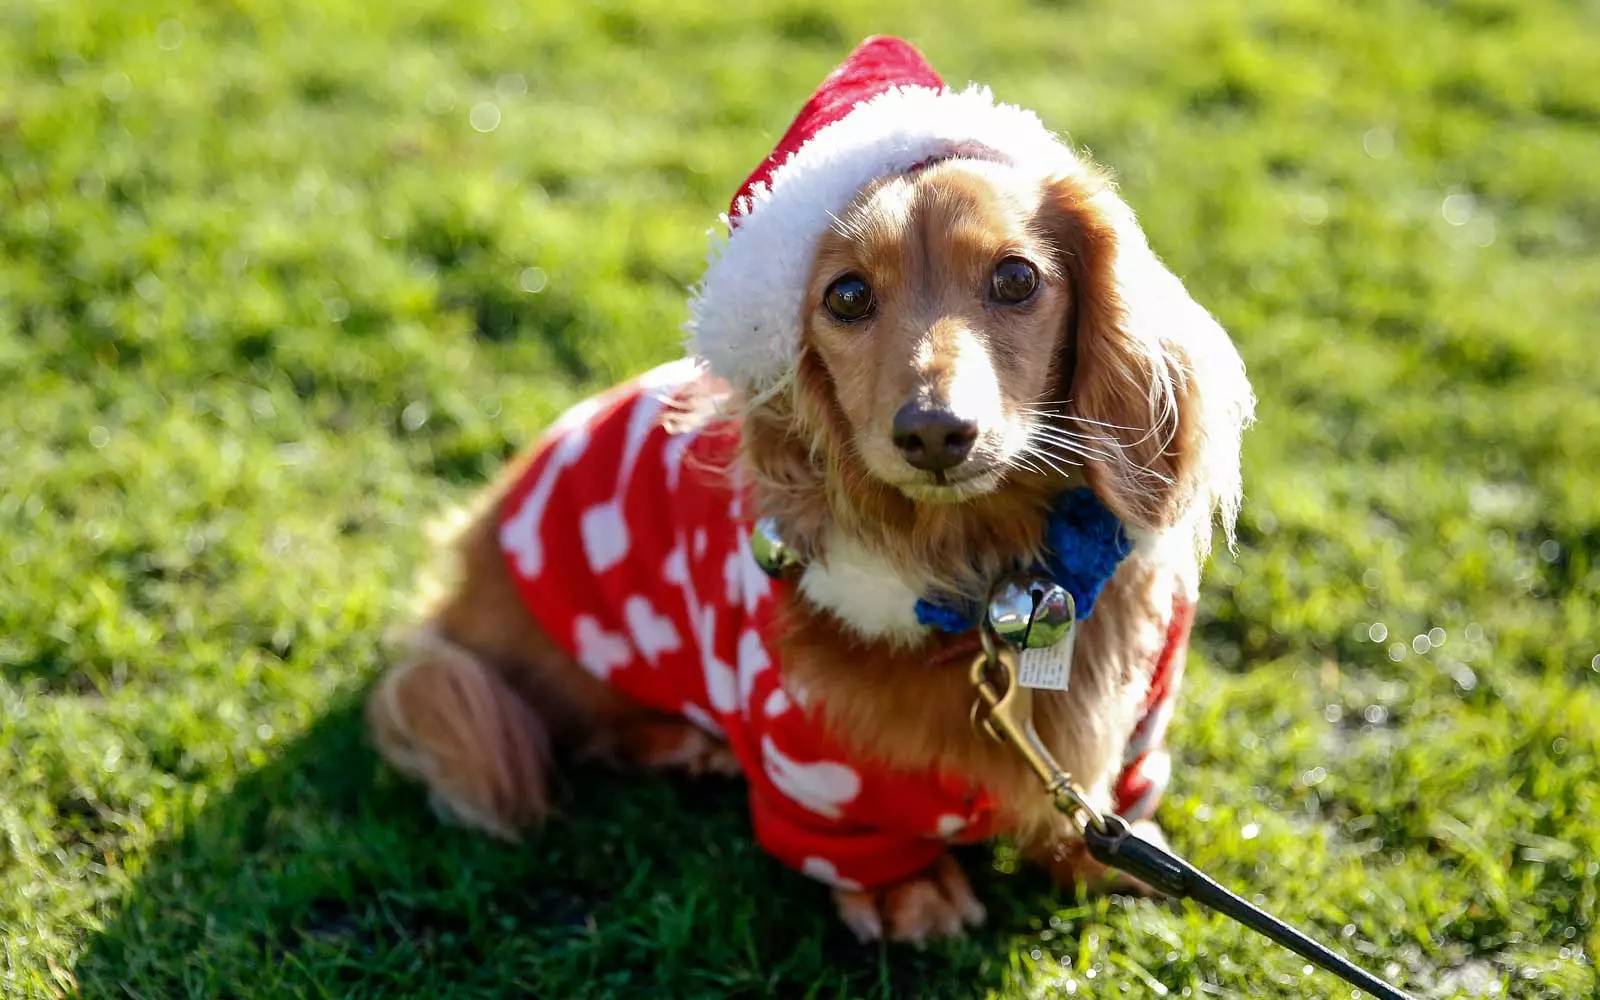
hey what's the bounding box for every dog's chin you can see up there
[891,467,1005,505]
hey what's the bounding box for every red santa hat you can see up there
[686,36,1100,393]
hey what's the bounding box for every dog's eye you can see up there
[990,257,1039,305]
[823,274,874,322]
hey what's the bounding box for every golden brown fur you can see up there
[367,157,1252,942]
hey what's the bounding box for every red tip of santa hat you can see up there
[729,36,943,222]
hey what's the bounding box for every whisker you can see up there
[1019,394,1181,490]
[1021,449,1078,477]
[1032,443,1114,468]
[1058,413,1147,433]
[1026,422,1119,455]
[1023,439,1087,469]
[1017,403,1146,435]
[1029,425,1128,448]
[1009,456,1049,478]
[1015,440,1079,474]
[1027,433,1124,464]
[1032,437,1174,486]
[1033,412,1169,452]
[824,209,867,243]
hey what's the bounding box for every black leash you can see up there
[1080,815,1416,1000]
[968,637,1417,999]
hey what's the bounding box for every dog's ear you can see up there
[734,349,842,554]
[1041,172,1254,552]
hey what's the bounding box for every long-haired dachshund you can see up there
[366,36,1253,943]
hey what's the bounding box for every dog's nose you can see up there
[891,403,979,472]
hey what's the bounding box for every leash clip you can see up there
[969,631,1106,833]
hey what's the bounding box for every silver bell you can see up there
[986,573,1076,649]
[749,517,800,578]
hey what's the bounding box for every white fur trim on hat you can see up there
[684,85,1091,393]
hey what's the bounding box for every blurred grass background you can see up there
[1,0,1597,997]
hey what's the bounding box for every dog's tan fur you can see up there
[367,158,1251,942]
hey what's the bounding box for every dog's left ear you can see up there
[1041,172,1255,552]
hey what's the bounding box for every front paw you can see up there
[831,854,987,944]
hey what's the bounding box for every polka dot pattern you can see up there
[497,362,1190,890]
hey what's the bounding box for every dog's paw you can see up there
[832,854,987,945]
[611,718,742,777]
[681,736,742,777]
[1034,819,1170,897]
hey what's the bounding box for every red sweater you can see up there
[498,362,1188,891]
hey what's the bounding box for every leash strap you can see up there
[970,641,1416,1000]
[1080,816,1416,1000]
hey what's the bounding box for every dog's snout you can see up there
[891,402,978,472]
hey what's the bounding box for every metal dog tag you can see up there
[986,576,1075,649]
[749,517,800,577]
[986,573,1078,691]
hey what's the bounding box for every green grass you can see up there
[2,0,1597,996]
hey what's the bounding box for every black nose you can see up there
[891,402,979,472]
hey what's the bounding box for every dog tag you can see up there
[986,576,1075,649]
[1017,627,1075,691]
[749,517,800,578]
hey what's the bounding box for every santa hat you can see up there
[685,36,1103,393]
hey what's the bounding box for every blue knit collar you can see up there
[913,487,1133,634]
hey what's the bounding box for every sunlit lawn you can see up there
[1,0,1597,996]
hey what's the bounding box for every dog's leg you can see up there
[370,485,740,835]
[832,854,987,944]
[367,627,553,839]
[599,716,742,777]
[368,627,739,836]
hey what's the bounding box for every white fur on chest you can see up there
[797,531,930,646]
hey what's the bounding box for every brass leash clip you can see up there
[969,627,1106,833]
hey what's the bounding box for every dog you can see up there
[366,36,1253,944]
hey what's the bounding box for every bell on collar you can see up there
[986,573,1075,649]
[749,517,800,578]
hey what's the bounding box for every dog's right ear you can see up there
[734,348,841,555]
[1041,172,1254,553]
